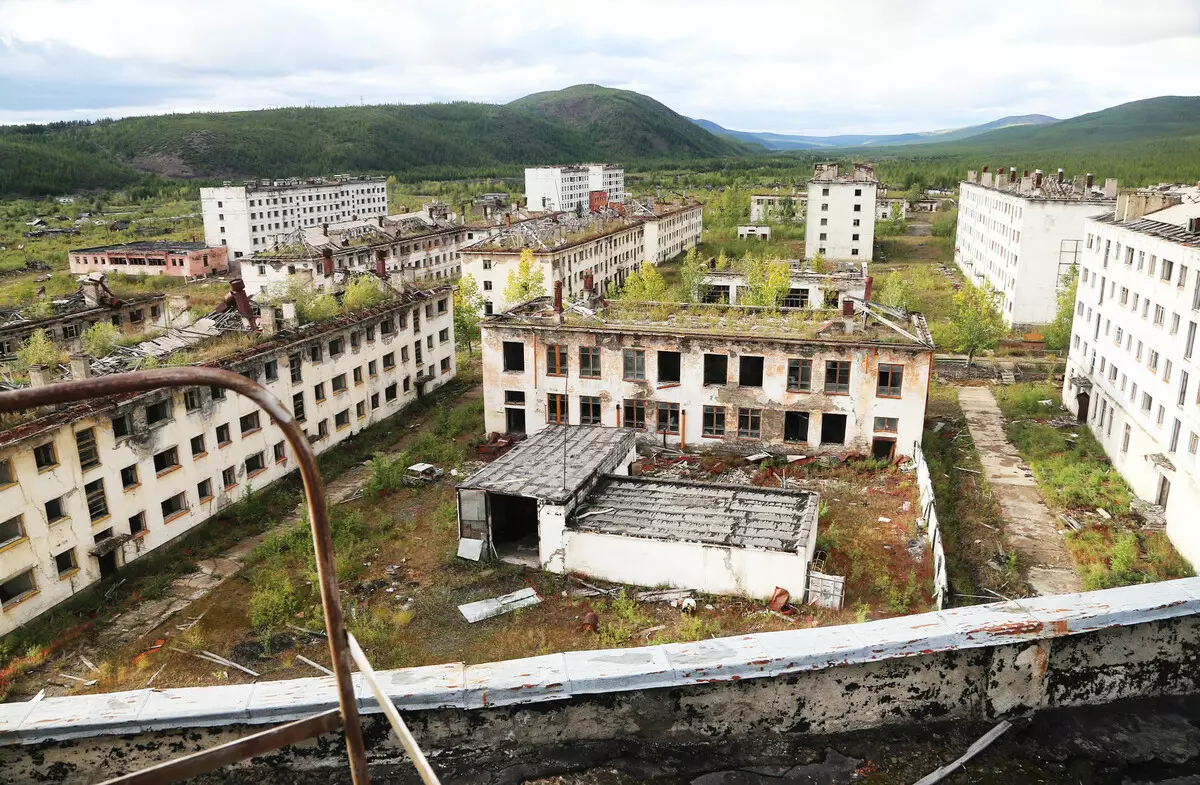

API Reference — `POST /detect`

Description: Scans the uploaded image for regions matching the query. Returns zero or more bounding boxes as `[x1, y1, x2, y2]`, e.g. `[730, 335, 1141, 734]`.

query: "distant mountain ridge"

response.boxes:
[690, 114, 1061, 150]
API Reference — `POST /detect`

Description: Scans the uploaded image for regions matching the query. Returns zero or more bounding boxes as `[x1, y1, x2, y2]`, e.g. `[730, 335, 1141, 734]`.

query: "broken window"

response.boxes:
[146, 400, 171, 426]
[580, 395, 602, 425]
[738, 408, 762, 439]
[785, 411, 809, 443]
[121, 463, 139, 488]
[502, 341, 525, 372]
[783, 288, 809, 308]
[85, 482, 108, 521]
[45, 496, 66, 523]
[264, 360, 279, 382]
[314, 382, 326, 402]
[623, 349, 646, 381]
[183, 389, 202, 412]
[0, 515, 25, 547]
[33, 441, 57, 471]
[547, 393, 568, 424]
[820, 413, 848, 444]
[877, 364, 904, 397]
[657, 351, 681, 384]
[703, 406, 725, 437]
[161, 492, 187, 520]
[240, 411, 261, 434]
[825, 360, 851, 394]
[292, 393, 306, 423]
[738, 356, 764, 387]
[153, 447, 179, 474]
[703, 354, 727, 386]
[55, 548, 77, 577]
[0, 569, 36, 609]
[787, 359, 812, 392]
[335, 409, 350, 429]
[130, 511, 147, 535]
[656, 402, 680, 434]
[623, 399, 647, 429]
[874, 417, 899, 432]
[546, 344, 568, 376]
[290, 353, 303, 383]
[75, 427, 99, 470]
[504, 390, 525, 405]
[385, 384, 398, 402]
[579, 347, 601, 378]
[246, 452, 267, 474]
[274, 442, 287, 462]
[0, 459, 10, 487]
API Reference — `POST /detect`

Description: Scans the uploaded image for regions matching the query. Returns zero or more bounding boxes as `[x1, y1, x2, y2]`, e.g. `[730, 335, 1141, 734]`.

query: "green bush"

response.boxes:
[249, 573, 298, 630]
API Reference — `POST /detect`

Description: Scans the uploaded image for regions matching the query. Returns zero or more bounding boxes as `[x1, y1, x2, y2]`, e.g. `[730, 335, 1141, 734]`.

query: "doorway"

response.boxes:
[1076, 391, 1090, 424]
[489, 493, 539, 567]
[871, 437, 896, 460]
[505, 407, 526, 435]
[97, 551, 118, 579]
[820, 413, 848, 445]
[1157, 476, 1171, 508]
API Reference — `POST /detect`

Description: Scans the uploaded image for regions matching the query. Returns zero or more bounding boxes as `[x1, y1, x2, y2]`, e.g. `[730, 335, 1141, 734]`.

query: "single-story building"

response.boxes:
[737, 225, 772, 240]
[456, 426, 821, 600]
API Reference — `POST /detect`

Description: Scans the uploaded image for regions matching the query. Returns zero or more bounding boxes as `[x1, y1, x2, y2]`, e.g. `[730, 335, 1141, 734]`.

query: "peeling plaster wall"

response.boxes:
[480, 323, 932, 453]
[2, 580, 1199, 784]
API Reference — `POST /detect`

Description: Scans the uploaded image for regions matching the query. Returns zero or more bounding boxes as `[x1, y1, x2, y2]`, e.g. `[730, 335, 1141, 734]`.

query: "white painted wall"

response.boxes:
[524, 166, 623, 213]
[806, 181, 876, 262]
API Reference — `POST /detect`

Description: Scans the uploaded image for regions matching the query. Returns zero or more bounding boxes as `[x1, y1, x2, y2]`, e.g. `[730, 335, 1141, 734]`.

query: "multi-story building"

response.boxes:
[68, 242, 228, 279]
[461, 200, 702, 315]
[750, 192, 807, 223]
[0, 282, 455, 635]
[479, 292, 933, 457]
[1062, 187, 1200, 565]
[703, 261, 869, 310]
[805, 163, 879, 262]
[524, 165, 624, 212]
[955, 167, 1117, 327]
[200, 176, 388, 261]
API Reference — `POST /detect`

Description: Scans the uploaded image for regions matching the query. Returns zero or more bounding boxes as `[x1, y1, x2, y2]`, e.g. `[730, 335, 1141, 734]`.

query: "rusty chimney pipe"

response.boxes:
[375, 249, 388, 280]
[322, 222, 329, 237]
[864, 275, 873, 301]
[377, 215, 385, 228]
[1057, 168, 1065, 183]
[1086, 173, 1094, 189]
[584, 271, 594, 293]
[505, 213, 512, 228]
[841, 299, 854, 317]
[1009, 167, 1017, 183]
[1034, 170, 1043, 188]
[553, 281, 563, 314]
[322, 248, 334, 277]
[230, 278, 256, 326]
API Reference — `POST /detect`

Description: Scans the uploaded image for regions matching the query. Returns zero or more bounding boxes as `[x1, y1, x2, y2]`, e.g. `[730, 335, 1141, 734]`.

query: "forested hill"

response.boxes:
[0, 85, 750, 196]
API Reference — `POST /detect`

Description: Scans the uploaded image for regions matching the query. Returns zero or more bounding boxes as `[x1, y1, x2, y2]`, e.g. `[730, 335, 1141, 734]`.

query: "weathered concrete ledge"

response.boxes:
[2, 578, 1199, 783]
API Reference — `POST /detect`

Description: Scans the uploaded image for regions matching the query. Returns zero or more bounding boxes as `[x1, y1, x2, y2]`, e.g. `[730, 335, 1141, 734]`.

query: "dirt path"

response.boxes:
[956, 386, 1081, 596]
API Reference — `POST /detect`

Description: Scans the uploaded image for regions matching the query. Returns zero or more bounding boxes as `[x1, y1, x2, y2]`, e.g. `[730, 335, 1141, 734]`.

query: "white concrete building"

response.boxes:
[737, 226, 772, 240]
[456, 426, 820, 600]
[750, 192, 807, 223]
[201, 176, 388, 261]
[703, 261, 869, 310]
[479, 295, 934, 458]
[876, 198, 908, 222]
[524, 165, 624, 213]
[805, 163, 879, 262]
[955, 167, 1117, 327]
[1062, 187, 1200, 566]
[461, 200, 702, 315]
[0, 285, 456, 635]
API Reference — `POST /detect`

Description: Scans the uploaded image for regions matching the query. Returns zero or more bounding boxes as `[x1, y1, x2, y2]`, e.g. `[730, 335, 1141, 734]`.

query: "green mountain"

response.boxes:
[692, 114, 1060, 150]
[0, 85, 748, 196]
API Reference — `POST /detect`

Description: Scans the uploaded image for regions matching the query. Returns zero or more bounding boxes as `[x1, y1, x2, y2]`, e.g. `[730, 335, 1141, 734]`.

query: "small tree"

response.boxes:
[877, 270, 913, 310]
[81, 322, 120, 357]
[714, 249, 730, 271]
[1044, 264, 1079, 351]
[808, 251, 827, 274]
[619, 261, 668, 302]
[502, 249, 546, 306]
[951, 283, 1007, 366]
[454, 274, 484, 353]
[677, 247, 709, 303]
[343, 276, 388, 311]
[741, 256, 791, 308]
[17, 329, 61, 370]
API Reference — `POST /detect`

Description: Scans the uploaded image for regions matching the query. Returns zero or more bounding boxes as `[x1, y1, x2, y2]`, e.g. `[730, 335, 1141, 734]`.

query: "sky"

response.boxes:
[1, 0, 1199, 134]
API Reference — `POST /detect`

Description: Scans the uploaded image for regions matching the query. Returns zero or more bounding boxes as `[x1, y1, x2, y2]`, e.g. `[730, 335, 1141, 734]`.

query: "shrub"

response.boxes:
[249, 574, 298, 630]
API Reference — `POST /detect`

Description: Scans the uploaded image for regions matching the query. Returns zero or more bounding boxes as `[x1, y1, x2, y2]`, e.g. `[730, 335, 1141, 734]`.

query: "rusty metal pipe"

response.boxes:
[0, 368, 371, 785]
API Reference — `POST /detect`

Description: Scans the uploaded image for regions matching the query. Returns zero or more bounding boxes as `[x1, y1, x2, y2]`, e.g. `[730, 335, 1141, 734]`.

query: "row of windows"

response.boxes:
[502, 342, 905, 397]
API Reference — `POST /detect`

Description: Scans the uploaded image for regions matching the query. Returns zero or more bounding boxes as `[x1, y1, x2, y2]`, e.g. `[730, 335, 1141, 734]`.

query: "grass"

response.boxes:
[993, 382, 1194, 591]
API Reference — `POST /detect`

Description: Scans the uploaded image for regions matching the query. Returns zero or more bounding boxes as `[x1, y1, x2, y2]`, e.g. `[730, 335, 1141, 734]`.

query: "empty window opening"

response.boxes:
[739, 356, 764, 387]
[703, 354, 728, 386]
[657, 351, 681, 385]
[785, 411, 810, 443]
[820, 413, 848, 444]
[502, 341, 525, 372]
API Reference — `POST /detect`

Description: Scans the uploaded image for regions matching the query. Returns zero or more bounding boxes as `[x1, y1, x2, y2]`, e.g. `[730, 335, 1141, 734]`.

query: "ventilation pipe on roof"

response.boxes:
[553, 280, 563, 315]
[322, 248, 334, 277]
[1086, 173, 1094, 190]
[864, 275, 873, 301]
[375, 249, 388, 280]
[69, 354, 91, 380]
[1058, 168, 1065, 183]
[378, 215, 385, 228]
[1034, 170, 1043, 188]
[27, 365, 51, 388]
[230, 278, 257, 329]
[1009, 167, 1017, 183]
[322, 222, 329, 237]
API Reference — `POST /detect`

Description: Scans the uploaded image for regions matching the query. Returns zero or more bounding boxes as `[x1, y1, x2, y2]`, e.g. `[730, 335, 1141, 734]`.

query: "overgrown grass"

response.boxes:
[1068, 528, 1193, 590]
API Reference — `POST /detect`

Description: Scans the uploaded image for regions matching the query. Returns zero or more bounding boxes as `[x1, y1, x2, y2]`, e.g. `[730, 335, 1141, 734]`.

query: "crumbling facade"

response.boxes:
[805, 163, 879, 262]
[201, 175, 388, 260]
[0, 286, 455, 635]
[1062, 185, 1200, 565]
[702, 261, 869, 309]
[750, 192, 807, 223]
[479, 294, 933, 457]
[67, 242, 228, 278]
[955, 167, 1117, 326]
[524, 165, 624, 212]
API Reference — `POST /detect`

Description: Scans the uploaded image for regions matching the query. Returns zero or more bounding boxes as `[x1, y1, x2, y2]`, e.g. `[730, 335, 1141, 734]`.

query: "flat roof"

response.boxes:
[458, 426, 636, 503]
[573, 475, 818, 553]
[1091, 213, 1200, 248]
[70, 241, 208, 253]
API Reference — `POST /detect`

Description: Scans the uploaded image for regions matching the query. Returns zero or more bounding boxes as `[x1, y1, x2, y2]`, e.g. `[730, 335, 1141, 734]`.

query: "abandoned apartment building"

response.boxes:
[67, 241, 230, 279]
[0, 274, 177, 364]
[457, 425, 820, 599]
[238, 200, 550, 294]
[0, 280, 456, 636]
[703, 260, 870, 310]
[805, 162, 880, 262]
[480, 285, 933, 458]
[460, 198, 703, 314]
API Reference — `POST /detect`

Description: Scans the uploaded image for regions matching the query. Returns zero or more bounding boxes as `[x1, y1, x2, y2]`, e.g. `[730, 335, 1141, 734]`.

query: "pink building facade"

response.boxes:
[68, 242, 228, 278]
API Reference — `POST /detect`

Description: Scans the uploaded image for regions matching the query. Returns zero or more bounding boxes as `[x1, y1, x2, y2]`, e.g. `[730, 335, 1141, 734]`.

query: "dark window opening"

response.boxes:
[502, 341, 525, 372]
[738, 407, 762, 439]
[703, 354, 728, 386]
[505, 407, 527, 434]
[739, 356, 764, 387]
[657, 351, 681, 384]
[703, 406, 725, 437]
[783, 288, 809, 308]
[825, 360, 851, 394]
[820, 413, 848, 444]
[785, 411, 809, 443]
[657, 402, 680, 434]
[623, 399, 647, 429]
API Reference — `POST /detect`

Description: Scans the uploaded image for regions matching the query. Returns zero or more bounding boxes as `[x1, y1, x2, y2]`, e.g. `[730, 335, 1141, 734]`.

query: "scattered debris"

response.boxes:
[954, 466, 982, 474]
[571, 577, 619, 597]
[636, 588, 693, 603]
[287, 624, 326, 638]
[912, 720, 1012, 785]
[78, 655, 98, 673]
[680, 598, 697, 614]
[457, 538, 485, 561]
[167, 647, 260, 678]
[296, 655, 333, 676]
[745, 452, 772, 463]
[145, 664, 167, 687]
[639, 625, 666, 640]
[581, 611, 599, 633]
[58, 673, 98, 687]
[1095, 508, 1112, 521]
[768, 587, 790, 612]
[459, 587, 542, 623]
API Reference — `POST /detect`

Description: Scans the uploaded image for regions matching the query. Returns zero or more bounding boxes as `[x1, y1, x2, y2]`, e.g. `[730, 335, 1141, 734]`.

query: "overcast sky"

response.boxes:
[2, 0, 1198, 134]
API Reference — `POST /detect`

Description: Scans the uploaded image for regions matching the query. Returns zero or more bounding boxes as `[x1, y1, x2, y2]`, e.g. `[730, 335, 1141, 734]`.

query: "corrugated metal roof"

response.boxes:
[573, 475, 817, 552]
[457, 425, 636, 502]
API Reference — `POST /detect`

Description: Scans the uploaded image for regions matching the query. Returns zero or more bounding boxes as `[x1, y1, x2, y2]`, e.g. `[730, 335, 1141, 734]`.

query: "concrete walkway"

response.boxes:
[956, 386, 1082, 596]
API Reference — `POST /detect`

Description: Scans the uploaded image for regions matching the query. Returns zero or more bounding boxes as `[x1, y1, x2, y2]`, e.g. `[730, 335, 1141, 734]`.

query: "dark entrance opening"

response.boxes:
[784, 411, 809, 443]
[505, 407, 526, 434]
[489, 493, 539, 567]
[820, 413, 848, 445]
[872, 437, 896, 460]
[1076, 392, 1090, 423]
[1157, 476, 1171, 508]
[97, 551, 118, 579]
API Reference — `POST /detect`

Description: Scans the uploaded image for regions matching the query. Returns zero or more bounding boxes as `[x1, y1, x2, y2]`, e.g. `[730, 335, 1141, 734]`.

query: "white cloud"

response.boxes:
[0, 0, 1197, 131]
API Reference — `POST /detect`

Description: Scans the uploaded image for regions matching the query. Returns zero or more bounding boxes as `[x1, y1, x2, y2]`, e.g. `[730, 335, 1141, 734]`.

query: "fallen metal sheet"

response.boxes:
[458, 587, 541, 623]
[456, 538, 485, 561]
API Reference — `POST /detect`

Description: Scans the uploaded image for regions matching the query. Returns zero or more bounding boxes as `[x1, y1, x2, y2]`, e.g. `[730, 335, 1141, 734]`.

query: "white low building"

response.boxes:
[201, 175, 388, 261]
[805, 163, 879, 262]
[456, 426, 820, 600]
[1062, 187, 1200, 565]
[524, 165, 624, 212]
[955, 167, 1116, 327]
[737, 226, 771, 240]
[0, 283, 456, 635]
[703, 261, 869, 309]
[750, 192, 807, 223]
